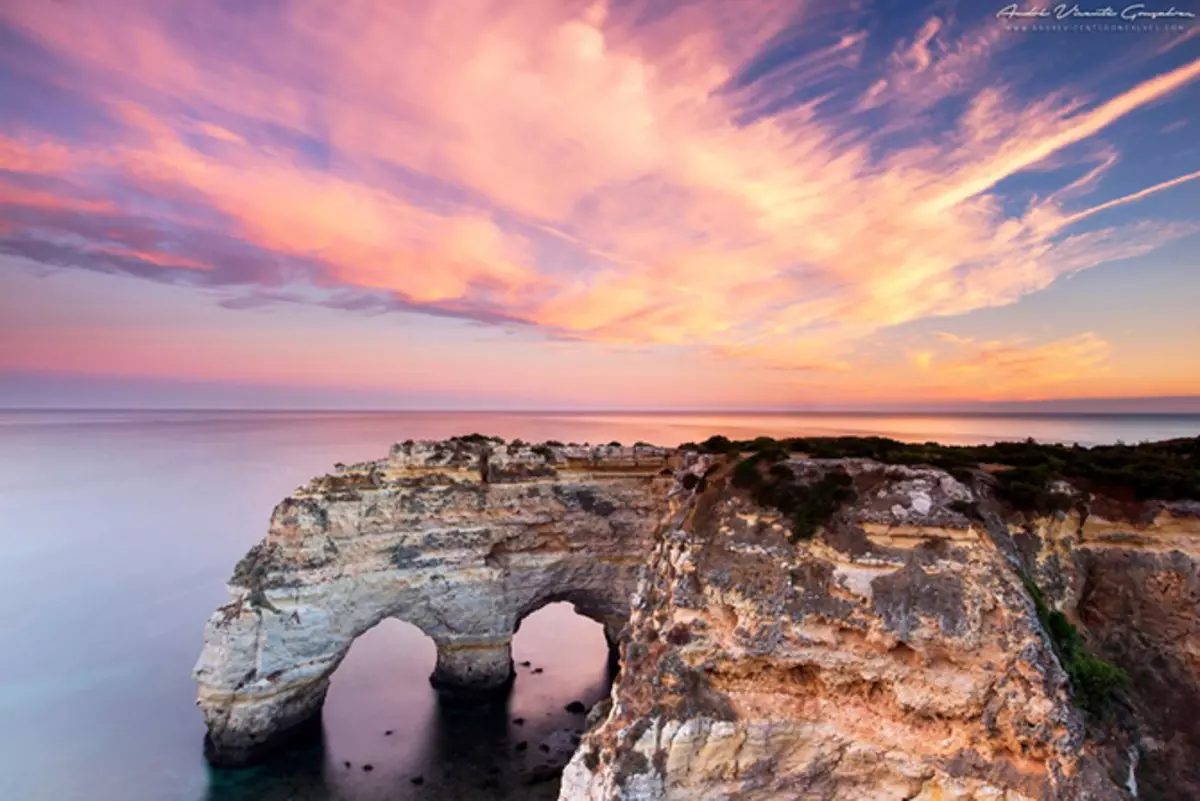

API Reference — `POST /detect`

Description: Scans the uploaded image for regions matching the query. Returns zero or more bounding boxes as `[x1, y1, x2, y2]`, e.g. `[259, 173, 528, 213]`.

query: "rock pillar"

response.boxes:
[429, 634, 514, 699]
[199, 671, 331, 767]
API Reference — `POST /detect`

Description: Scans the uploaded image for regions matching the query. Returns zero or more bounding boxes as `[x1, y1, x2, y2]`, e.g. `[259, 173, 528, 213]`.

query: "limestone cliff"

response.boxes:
[195, 436, 1200, 800]
[561, 455, 1125, 800]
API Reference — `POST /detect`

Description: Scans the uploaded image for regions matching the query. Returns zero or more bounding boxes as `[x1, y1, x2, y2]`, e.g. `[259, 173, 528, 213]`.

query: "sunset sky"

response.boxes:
[1, 0, 1198, 410]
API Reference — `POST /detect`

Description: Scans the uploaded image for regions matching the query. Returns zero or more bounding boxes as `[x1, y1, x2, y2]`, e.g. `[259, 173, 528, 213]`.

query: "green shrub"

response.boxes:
[1022, 573, 1127, 716]
[698, 435, 734, 453]
[948, 499, 982, 521]
[732, 456, 764, 489]
[1068, 654, 1129, 716]
[730, 451, 856, 542]
[453, 433, 503, 444]
[789, 471, 857, 542]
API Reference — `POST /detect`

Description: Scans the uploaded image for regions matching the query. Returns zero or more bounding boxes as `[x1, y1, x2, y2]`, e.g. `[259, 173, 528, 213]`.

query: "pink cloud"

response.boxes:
[1, 0, 1197, 399]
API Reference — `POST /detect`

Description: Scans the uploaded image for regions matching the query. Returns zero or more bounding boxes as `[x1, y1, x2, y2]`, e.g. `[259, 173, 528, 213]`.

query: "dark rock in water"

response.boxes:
[565, 700, 587, 714]
[410, 775, 424, 785]
[515, 741, 528, 752]
[513, 717, 525, 725]
[531, 667, 544, 674]
[362, 764, 373, 772]
[343, 761, 351, 768]
[384, 729, 393, 736]
[524, 764, 564, 785]
[518, 660, 531, 667]
[538, 743, 551, 753]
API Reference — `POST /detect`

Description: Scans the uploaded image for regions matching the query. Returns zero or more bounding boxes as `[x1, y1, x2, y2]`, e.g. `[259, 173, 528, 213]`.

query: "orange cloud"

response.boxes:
[908, 332, 1112, 398]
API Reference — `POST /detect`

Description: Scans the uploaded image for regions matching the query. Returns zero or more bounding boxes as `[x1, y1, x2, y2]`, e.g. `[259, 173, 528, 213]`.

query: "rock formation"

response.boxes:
[561, 455, 1124, 800]
[193, 438, 673, 766]
[196, 436, 1200, 799]
[1016, 497, 1200, 800]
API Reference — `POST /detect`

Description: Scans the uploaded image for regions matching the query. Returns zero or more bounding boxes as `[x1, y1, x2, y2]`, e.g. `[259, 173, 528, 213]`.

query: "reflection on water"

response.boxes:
[203, 604, 611, 801]
[0, 410, 1197, 801]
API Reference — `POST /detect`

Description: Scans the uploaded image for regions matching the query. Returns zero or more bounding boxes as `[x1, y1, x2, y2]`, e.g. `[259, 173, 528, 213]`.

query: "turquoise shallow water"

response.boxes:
[1, 410, 1198, 801]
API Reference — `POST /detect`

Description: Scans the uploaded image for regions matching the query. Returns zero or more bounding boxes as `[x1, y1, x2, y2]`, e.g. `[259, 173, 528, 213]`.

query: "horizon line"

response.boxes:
[5, 406, 1200, 417]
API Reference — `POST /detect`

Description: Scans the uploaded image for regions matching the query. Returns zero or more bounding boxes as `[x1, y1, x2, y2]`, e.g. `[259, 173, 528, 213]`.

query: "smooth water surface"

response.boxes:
[1, 410, 1198, 800]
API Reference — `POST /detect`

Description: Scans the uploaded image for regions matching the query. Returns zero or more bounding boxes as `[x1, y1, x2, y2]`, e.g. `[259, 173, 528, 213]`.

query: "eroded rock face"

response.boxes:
[193, 439, 674, 766]
[561, 456, 1124, 800]
[1018, 500, 1200, 800]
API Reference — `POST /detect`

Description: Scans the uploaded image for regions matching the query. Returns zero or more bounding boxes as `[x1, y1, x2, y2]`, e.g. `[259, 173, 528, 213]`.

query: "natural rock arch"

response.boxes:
[194, 439, 673, 766]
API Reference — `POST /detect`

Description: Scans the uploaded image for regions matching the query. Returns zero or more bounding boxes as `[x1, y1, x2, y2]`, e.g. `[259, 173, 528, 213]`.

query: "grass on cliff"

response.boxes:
[679, 435, 1200, 508]
[730, 451, 857, 542]
[1022, 574, 1128, 717]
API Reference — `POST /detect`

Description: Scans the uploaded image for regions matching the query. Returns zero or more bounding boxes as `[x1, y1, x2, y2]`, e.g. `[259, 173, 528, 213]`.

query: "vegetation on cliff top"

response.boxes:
[1022, 574, 1128, 717]
[680, 434, 1200, 507]
[448, 433, 505, 445]
[729, 450, 858, 541]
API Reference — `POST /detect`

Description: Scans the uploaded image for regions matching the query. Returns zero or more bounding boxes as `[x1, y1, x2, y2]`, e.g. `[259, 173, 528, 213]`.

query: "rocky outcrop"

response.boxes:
[1016, 498, 1200, 800]
[561, 455, 1127, 799]
[196, 436, 1200, 799]
[193, 438, 673, 766]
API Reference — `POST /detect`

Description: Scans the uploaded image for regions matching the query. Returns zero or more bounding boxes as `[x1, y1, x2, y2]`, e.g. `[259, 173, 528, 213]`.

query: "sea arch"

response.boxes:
[194, 440, 674, 766]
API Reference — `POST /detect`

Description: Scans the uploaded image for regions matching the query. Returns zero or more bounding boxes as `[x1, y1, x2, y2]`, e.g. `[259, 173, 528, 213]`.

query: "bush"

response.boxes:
[730, 451, 856, 542]
[732, 456, 763, 489]
[1069, 654, 1129, 715]
[788, 472, 857, 542]
[699, 435, 734, 453]
[1022, 574, 1127, 716]
[451, 433, 503, 445]
[993, 466, 1073, 514]
[748, 436, 779, 451]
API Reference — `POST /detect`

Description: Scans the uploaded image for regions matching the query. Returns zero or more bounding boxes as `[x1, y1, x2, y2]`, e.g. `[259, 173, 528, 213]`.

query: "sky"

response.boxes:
[0, 0, 1198, 411]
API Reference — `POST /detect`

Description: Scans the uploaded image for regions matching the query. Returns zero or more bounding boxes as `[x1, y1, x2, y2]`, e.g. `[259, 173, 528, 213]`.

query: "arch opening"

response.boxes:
[287, 604, 616, 799]
[322, 617, 439, 771]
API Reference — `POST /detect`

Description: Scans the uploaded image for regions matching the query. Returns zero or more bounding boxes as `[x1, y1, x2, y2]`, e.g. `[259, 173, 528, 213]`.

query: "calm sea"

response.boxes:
[1, 410, 1198, 801]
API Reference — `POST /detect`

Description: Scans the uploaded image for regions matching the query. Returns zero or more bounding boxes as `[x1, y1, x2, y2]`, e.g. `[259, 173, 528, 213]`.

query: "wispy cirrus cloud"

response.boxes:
[0, 0, 1197, 399]
[907, 331, 1112, 397]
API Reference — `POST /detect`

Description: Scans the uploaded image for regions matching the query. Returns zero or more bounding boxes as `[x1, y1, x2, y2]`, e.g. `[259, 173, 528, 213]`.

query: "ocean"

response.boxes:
[2, 410, 1198, 801]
